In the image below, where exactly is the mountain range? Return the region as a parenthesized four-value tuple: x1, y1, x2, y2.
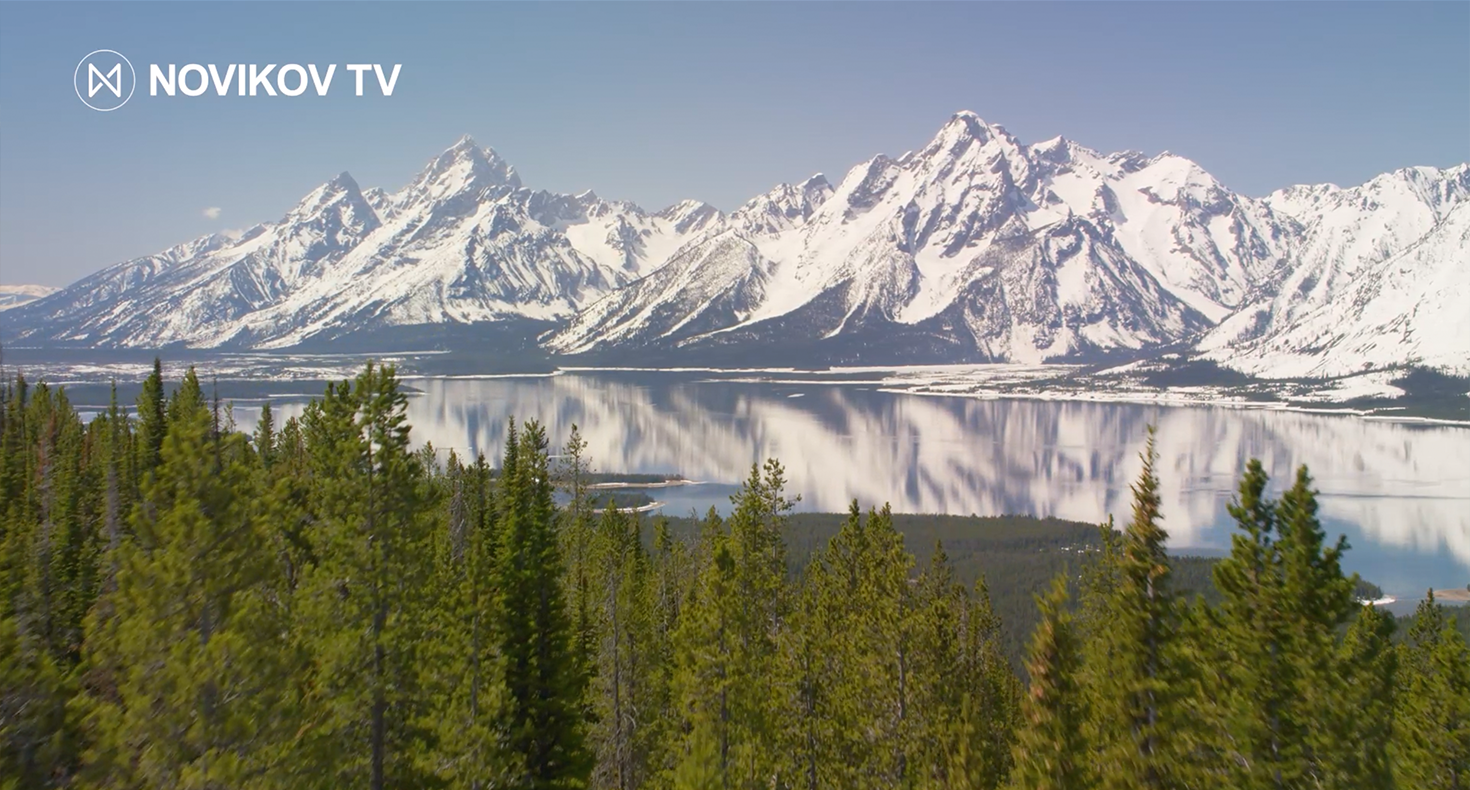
(0, 285, 59, 312)
(4, 113, 1466, 378)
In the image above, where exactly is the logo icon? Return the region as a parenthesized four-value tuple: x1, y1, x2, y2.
(74, 50, 136, 112)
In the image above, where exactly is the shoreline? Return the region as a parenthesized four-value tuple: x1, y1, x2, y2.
(11, 358, 1468, 428)
(870, 386, 1470, 428)
(591, 500, 666, 515)
(586, 479, 699, 490)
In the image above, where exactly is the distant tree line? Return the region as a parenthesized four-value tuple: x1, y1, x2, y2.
(1, 361, 1466, 789)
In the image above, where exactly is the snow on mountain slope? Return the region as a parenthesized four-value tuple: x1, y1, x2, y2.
(550, 230, 774, 352)
(1200, 164, 1470, 377)
(2, 136, 722, 348)
(1034, 140, 1289, 323)
(0, 285, 60, 312)
(6, 115, 1465, 375)
(546, 112, 1272, 362)
(0, 282, 59, 308)
(1201, 190, 1470, 378)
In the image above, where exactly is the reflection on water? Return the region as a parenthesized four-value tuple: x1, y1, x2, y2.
(233, 372, 1470, 597)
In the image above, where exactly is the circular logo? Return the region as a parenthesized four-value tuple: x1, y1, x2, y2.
(74, 50, 136, 112)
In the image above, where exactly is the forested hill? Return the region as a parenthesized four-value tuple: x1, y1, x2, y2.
(2, 360, 1467, 789)
(664, 512, 1386, 666)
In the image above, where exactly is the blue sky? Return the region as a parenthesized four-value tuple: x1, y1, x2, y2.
(1, 1, 1466, 287)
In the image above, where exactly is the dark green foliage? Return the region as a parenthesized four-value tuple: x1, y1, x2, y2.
(1392, 592, 1470, 790)
(497, 420, 594, 790)
(587, 491, 655, 510)
(1080, 427, 1192, 790)
(1009, 578, 1091, 790)
(135, 357, 165, 477)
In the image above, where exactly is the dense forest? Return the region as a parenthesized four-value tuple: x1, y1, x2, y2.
(657, 513, 1388, 667)
(2, 361, 1468, 789)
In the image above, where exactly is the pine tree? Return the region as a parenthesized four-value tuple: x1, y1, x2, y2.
(671, 515, 737, 790)
(254, 401, 275, 470)
(421, 452, 517, 789)
(1081, 428, 1186, 790)
(954, 576, 1020, 788)
(293, 363, 437, 789)
(1008, 577, 1092, 790)
(1393, 591, 1470, 790)
(1328, 602, 1396, 790)
(558, 424, 600, 716)
(671, 462, 795, 790)
(588, 504, 660, 790)
(135, 357, 166, 478)
(1276, 465, 1358, 785)
(862, 504, 921, 790)
(76, 367, 291, 788)
(0, 377, 106, 788)
(905, 539, 1016, 789)
(778, 502, 854, 790)
(1209, 458, 1300, 788)
(645, 514, 687, 787)
(496, 420, 594, 790)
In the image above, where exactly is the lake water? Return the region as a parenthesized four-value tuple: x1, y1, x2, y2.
(229, 370, 1470, 605)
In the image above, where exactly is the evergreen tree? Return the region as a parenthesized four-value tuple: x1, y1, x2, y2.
(254, 401, 275, 470)
(1, 358, 1465, 790)
(1275, 466, 1358, 785)
(587, 504, 660, 790)
(903, 539, 1016, 789)
(135, 357, 166, 478)
(0, 378, 108, 788)
(1008, 577, 1092, 790)
(954, 576, 1020, 789)
(1081, 428, 1187, 790)
(779, 502, 855, 790)
(645, 514, 688, 787)
(1209, 458, 1300, 788)
(671, 462, 795, 790)
(671, 514, 737, 790)
(421, 452, 517, 789)
(1393, 591, 1470, 790)
(496, 420, 594, 790)
(293, 363, 437, 789)
(1328, 602, 1396, 790)
(76, 368, 291, 788)
(862, 504, 922, 789)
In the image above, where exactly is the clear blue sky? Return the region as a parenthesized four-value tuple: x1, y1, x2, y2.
(1, 1, 1466, 287)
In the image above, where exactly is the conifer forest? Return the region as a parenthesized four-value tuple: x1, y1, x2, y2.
(2, 361, 1468, 790)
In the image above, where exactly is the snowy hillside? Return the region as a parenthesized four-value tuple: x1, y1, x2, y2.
(1198, 165, 1470, 377)
(0, 285, 60, 312)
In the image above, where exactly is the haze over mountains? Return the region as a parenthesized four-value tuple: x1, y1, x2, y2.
(4, 113, 1466, 378)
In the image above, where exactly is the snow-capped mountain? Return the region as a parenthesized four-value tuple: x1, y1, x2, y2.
(4, 116, 1466, 378)
(546, 113, 1296, 364)
(549, 113, 1467, 374)
(0, 285, 60, 312)
(1198, 164, 1470, 377)
(2, 136, 722, 348)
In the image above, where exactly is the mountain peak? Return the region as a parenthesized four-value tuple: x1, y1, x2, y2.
(327, 171, 360, 189)
(292, 171, 369, 216)
(917, 111, 1022, 164)
(940, 110, 1005, 140)
(400, 135, 523, 206)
